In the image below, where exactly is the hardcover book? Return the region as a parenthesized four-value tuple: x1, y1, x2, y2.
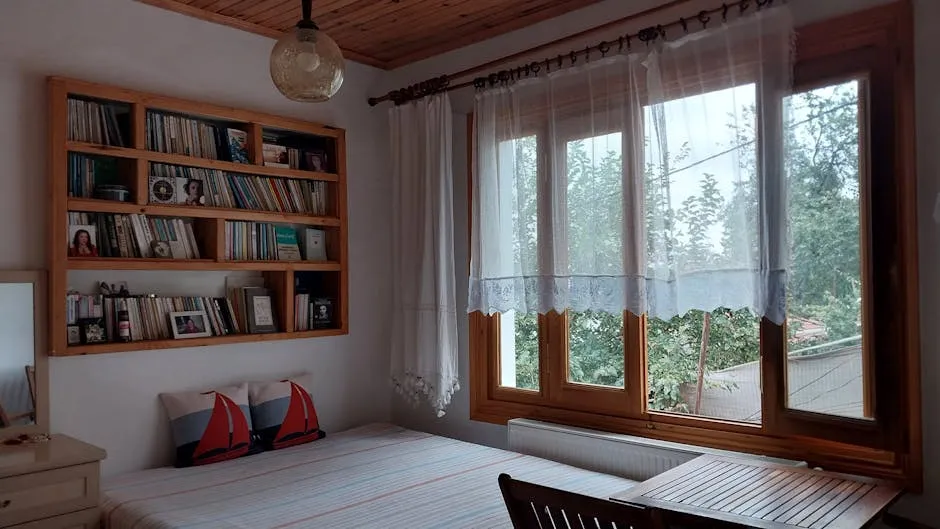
(227, 129, 250, 164)
(275, 226, 302, 261)
(303, 228, 327, 261)
(262, 143, 289, 168)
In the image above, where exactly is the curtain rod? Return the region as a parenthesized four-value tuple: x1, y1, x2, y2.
(367, 0, 777, 107)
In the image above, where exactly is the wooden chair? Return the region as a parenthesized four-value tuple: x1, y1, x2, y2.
(498, 473, 666, 529)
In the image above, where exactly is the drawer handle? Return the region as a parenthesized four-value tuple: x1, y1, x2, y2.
(0, 500, 10, 509)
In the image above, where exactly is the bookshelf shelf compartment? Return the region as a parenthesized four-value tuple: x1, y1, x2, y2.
(66, 258, 346, 272)
(67, 141, 340, 182)
(51, 77, 349, 356)
(62, 328, 347, 356)
(67, 198, 341, 226)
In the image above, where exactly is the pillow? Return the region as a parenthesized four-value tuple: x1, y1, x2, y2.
(248, 375, 325, 450)
(160, 383, 260, 467)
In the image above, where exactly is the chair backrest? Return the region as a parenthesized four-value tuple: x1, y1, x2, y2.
(498, 473, 665, 529)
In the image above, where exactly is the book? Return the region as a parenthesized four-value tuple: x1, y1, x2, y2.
(275, 226, 302, 261)
(227, 129, 250, 164)
(263, 143, 289, 168)
(303, 228, 327, 261)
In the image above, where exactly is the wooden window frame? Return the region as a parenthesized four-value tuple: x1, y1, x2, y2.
(468, 1, 921, 490)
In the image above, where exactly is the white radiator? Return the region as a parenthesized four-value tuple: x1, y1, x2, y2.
(507, 418, 802, 482)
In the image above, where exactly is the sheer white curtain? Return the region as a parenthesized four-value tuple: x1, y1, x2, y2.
(390, 93, 459, 417)
(469, 7, 793, 323)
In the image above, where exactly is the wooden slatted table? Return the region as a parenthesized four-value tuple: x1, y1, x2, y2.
(610, 454, 902, 529)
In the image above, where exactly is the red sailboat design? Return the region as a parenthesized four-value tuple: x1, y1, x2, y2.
(273, 382, 322, 449)
(192, 391, 251, 465)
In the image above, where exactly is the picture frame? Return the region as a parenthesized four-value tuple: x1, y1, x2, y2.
(66, 325, 81, 345)
(246, 290, 277, 334)
(78, 317, 107, 344)
(304, 150, 328, 173)
(312, 298, 333, 329)
(169, 310, 212, 339)
(68, 224, 99, 257)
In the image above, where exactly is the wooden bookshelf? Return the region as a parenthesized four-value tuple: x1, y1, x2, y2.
(48, 76, 349, 356)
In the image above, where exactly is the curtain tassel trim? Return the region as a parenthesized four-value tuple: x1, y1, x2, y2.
(392, 372, 461, 418)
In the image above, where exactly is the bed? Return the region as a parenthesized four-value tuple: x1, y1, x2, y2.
(102, 423, 638, 529)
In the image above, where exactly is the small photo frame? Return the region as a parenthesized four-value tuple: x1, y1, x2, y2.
(246, 291, 277, 334)
(304, 150, 328, 173)
(312, 298, 333, 329)
(177, 178, 205, 206)
(68, 225, 99, 257)
(78, 317, 107, 344)
(66, 325, 81, 345)
(170, 310, 212, 339)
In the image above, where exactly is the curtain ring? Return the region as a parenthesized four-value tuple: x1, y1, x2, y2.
(530, 61, 541, 75)
(584, 45, 591, 61)
(618, 36, 624, 52)
(598, 41, 611, 56)
(544, 58, 551, 73)
(626, 34, 632, 50)
(756, 0, 771, 8)
(679, 17, 688, 33)
(557, 54, 564, 68)
(722, 3, 729, 21)
(570, 51, 578, 65)
(698, 11, 710, 28)
(740, 0, 750, 14)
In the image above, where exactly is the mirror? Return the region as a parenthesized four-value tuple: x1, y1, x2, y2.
(0, 283, 35, 426)
(0, 272, 46, 434)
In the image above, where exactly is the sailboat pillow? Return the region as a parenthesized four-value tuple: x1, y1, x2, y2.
(160, 383, 260, 467)
(248, 374, 326, 450)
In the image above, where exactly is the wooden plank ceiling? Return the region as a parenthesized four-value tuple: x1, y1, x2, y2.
(137, 0, 607, 70)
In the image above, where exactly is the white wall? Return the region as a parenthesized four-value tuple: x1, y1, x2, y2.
(0, 0, 392, 476)
(385, 0, 939, 523)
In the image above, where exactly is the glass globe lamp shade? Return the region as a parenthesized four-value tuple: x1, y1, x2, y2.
(270, 25, 345, 102)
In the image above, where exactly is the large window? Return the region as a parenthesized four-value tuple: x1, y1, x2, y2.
(470, 2, 920, 489)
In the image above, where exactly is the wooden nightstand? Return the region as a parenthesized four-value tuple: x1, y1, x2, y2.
(0, 435, 105, 528)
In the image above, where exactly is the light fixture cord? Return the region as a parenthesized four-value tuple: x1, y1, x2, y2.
(298, 0, 317, 30)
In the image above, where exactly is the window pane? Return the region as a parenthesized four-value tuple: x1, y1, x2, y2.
(564, 132, 625, 389)
(642, 84, 761, 423)
(784, 80, 868, 420)
(568, 311, 624, 388)
(647, 308, 761, 422)
(499, 311, 539, 391)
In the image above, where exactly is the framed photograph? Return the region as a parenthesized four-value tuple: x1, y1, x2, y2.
(68, 225, 99, 257)
(66, 325, 81, 345)
(170, 310, 212, 339)
(304, 150, 328, 173)
(246, 290, 277, 334)
(312, 298, 333, 329)
(177, 178, 205, 206)
(78, 317, 108, 344)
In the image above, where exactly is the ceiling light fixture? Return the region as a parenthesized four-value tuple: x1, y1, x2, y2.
(270, 0, 345, 102)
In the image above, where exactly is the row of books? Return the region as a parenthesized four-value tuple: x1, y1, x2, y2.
(68, 212, 200, 259)
(224, 222, 301, 261)
(65, 292, 103, 324)
(68, 153, 119, 198)
(150, 164, 329, 215)
(294, 294, 334, 331)
(69, 294, 241, 342)
(146, 111, 250, 163)
(67, 99, 127, 147)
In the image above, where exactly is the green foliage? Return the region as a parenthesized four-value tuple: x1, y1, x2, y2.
(508, 82, 863, 415)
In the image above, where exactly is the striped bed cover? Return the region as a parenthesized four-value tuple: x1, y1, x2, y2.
(102, 423, 638, 529)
